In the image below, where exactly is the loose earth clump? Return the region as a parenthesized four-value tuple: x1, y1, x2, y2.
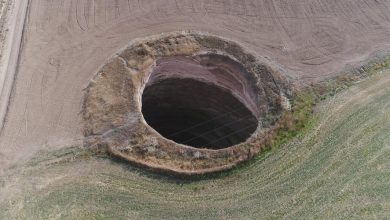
(82, 32, 291, 175)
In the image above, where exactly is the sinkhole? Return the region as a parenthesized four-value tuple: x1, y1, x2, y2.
(83, 33, 289, 174)
(141, 54, 260, 149)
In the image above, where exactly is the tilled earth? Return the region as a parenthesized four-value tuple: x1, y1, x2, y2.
(0, 1, 390, 218)
(1, 0, 390, 173)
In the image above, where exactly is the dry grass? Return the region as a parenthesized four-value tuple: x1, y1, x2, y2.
(0, 67, 389, 219)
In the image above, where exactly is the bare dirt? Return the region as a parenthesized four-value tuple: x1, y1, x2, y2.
(1, 0, 390, 175)
(0, 0, 30, 175)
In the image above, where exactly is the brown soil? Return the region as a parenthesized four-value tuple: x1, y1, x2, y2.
(1, 0, 389, 175)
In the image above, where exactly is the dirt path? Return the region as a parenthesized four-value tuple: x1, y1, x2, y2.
(0, 0, 29, 175)
(0, 0, 29, 129)
(0, 0, 390, 175)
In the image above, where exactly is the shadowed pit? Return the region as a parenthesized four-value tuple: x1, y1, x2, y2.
(142, 78, 258, 149)
(141, 54, 260, 149)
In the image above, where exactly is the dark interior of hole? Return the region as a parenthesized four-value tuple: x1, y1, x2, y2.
(142, 78, 258, 149)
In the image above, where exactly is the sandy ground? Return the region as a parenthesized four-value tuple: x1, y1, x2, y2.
(0, 0, 390, 175)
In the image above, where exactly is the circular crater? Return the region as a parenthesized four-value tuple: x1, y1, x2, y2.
(83, 32, 290, 175)
(142, 55, 259, 149)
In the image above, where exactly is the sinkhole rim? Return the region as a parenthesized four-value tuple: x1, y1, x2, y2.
(83, 31, 290, 175)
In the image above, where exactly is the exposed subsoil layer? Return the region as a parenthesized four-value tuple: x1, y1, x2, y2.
(142, 54, 260, 149)
(1, 0, 390, 174)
